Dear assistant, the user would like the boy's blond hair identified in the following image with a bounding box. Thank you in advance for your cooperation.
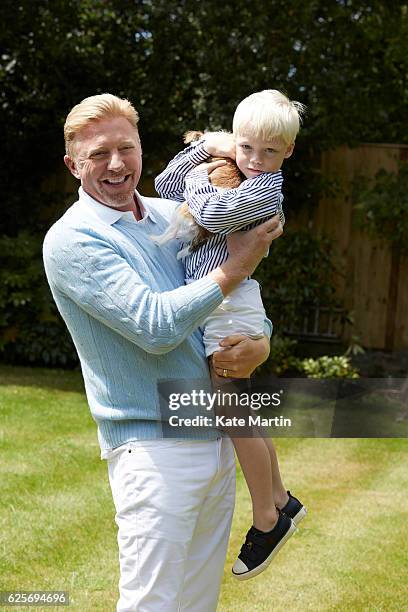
[64,93,139,157]
[232,89,305,145]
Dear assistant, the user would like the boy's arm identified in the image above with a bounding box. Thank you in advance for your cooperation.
[154,140,211,202]
[184,167,284,234]
[154,132,235,201]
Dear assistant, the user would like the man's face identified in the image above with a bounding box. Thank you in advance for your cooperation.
[235,133,294,179]
[64,116,142,210]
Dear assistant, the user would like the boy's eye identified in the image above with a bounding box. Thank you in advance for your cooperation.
[240,144,252,150]
[266,148,276,154]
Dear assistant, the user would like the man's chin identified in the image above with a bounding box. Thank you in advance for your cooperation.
[100,189,135,209]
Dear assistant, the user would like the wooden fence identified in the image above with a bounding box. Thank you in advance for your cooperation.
[294,143,408,350]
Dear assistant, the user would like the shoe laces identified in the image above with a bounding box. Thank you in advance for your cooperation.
[240,528,269,561]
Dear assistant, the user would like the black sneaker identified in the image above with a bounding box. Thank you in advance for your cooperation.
[280,490,307,526]
[232,510,296,580]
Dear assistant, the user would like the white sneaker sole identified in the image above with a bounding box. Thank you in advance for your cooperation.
[232,520,297,581]
[292,505,307,526]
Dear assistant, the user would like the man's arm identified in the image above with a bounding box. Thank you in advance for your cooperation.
[43,217,282,356]
[43,230,222,355]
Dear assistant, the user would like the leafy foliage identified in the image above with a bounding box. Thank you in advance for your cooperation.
[257,335,360,378]
[258,334,360,378]
[353,165,408,255]
[1,1,407,234]
[300,355,359,379]
[0,232,78,366]
[260,335,300,376]
[254,229,341,331]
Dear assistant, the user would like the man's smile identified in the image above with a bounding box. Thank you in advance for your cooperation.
[102,174,132,186]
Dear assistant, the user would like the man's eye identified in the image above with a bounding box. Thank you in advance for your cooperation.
[91,151,106,158]
[121,146,134,151]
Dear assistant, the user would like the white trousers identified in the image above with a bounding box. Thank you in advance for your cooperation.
[107,438,236,612]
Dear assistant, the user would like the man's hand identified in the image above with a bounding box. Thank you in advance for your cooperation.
[202,132,236,159]
[211,334,270,379]
[209,215,283,297]
[226,215,283,277]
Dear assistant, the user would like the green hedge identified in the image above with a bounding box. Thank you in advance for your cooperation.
[0,232,78,367]
[254,228,342,331]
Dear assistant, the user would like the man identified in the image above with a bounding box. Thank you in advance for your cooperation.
[43,93,282,611]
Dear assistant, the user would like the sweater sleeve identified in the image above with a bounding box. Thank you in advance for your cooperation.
[43,227,223,356]
[184,168,284,235]
[154,141,210,202]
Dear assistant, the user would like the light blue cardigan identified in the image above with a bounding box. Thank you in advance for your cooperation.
[43,188,271,455]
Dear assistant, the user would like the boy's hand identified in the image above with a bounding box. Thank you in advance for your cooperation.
[195,160,228,174]
[203,132,236,159]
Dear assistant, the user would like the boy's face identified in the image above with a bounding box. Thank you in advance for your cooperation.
[235,133,294,179]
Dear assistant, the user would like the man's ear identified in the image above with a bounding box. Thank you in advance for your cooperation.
[284,143,295,159]
[64,155,81,179]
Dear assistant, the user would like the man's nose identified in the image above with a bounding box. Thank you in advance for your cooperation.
[107,151,125,171]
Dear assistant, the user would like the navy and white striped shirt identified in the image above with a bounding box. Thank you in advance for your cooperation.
[155,140,284,281]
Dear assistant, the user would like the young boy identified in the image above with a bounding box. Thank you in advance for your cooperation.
[155,90,307,580]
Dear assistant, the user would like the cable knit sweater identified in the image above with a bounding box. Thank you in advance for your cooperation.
[43,187,226,455]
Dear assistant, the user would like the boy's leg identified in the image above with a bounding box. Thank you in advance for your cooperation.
[211,368,278,531]
[179,437,236,612]
[107,439,224,612]
[230,432,297,580]
[262,436,290,509]
[262,436,307,524]
[233,436,278,531]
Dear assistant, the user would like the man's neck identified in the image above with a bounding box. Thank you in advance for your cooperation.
[84,189,143,221]
[122,194,142,221]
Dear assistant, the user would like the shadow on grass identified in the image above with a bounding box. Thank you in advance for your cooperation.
[0,364,84,394]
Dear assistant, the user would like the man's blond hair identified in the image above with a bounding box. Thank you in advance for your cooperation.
[64,93,139,157]
[233,90,305,145]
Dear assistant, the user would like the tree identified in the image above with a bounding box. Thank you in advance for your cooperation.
[1,0,407,234]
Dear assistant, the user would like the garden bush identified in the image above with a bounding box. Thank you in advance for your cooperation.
[258,335,360,379]
[300,355,359,379]
[0,232,78,367]
[254,229,343,332]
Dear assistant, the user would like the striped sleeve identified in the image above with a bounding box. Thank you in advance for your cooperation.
[154,141,210,202]
[184,169,284,235]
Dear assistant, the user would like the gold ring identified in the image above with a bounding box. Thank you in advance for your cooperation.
[222,369,228,378]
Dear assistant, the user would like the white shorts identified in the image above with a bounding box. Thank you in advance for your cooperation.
[202,278,266,356]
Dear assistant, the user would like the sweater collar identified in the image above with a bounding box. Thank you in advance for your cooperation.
[77,187,158,225]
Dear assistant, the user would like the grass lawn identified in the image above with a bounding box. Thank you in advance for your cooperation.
[0,365,407,611]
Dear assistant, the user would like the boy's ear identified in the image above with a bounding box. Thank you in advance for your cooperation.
[64,155,81,179]
[284,143,295,159]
